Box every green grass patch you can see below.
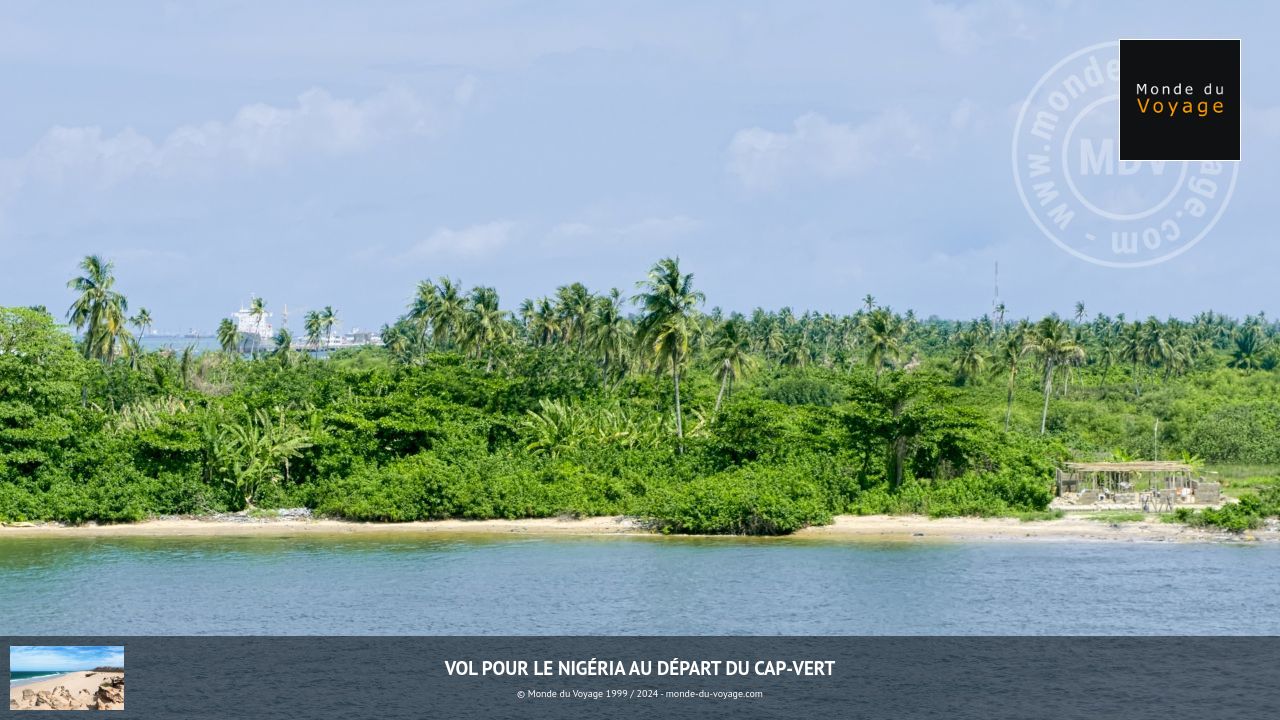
[1084,511,1148,523]
[1012,510,1064,522]
[1203,465,1280,497]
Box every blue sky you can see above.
[0,1,1276,333]
[10,646,124,671]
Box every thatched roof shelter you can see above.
[1063,461,1192,473]
[1056,460,1199,498]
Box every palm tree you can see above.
[248,297,267,353]
[271,328,296,366]
[997,322,1028,430]
[217,318,240,354]
[130,307,153,337]
[952,329,988,385]
[179,345,194,389]
[1140,317,1173,380]
[66,254,131,362]
[779,338,810,368]
[303,310,324,351]
[1228,324,1270,371]
[1025,316,1084,434]
[633,257,704,447]
[1119,321,1149,395]
[408,279,437,345]
[555,282,595,346]
[588,289,629,379]
[321,306,338,348]
[526,297,559,346]
[1094,321,1120,388]
[380,323,411,358]
[462,286,511,370]
[431,278,466,348]
[859,307,905,382]
[709,318,756,413]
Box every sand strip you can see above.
[0,514,1273,543]
[9,671,123,710]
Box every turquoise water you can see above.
[1,535,1277,635]
[9,671,71,686]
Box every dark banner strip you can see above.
[6,637,1278,719]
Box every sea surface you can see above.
[136,336,221,353]
[9,671,71,686]
[1,535,1278,635]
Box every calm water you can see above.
[1,535,1277,635]
[137,336,220,353]
[9,671,70,685]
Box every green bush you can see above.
[848,471,1053,518]
[762,376,847,407]
[314,454,460,521]
[644,464,832,535]
[313,452,631,522]
[1176,492,1279,533]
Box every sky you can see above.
[10,646,124,671]
[0,1,1277,334]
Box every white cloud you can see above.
[727,111,927,191]
[548,214,699,244]
[926,1,1042,55]
[10,646,124,671]
[453,75,478,107]
[4,86,443,194]
[405,221,516,260]
[949,98,979,131]
[927,3,984,55]
[1247,105,1280,140]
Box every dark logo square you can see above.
[1120,39,1240,161]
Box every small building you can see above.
[1054,461,1220,511]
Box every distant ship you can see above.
[229,299,381,350]
[233,304,274,347]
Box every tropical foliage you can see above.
[4,254,1280,533]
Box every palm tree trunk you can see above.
[1004,367,1016,431]
[1040,360,1055,434]
[714,361,729,414]
[889,399,907,488]
[672,356,684,450]
[893,436,907,488]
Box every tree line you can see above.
[9,251,1276,533]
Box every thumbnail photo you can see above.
[9,646,124,711]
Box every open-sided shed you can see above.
[1055,461,1216,507]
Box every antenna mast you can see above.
[992,261,1000,316]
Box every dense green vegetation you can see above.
[1171,488,1280,533]
[2,255,1280,533]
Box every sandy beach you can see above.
[9,671,124,711]
[0,513,1273,543]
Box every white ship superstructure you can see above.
[225,298,382,351]
[233,303,274,346]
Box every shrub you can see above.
[848,471,1053,518]
[314,454,459,521]
[1177,493,1275,533]
[762,376,847,407]
[644,464,832,535]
